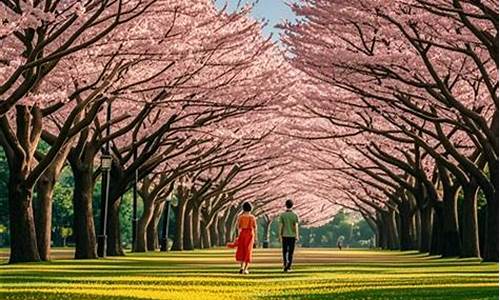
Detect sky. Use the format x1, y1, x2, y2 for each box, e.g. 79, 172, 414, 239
214, 0, 298, 40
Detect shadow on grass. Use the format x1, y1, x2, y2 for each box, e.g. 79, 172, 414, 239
0, 291, 137, 300
262, 286, 500, 300
0, 249, 497, 300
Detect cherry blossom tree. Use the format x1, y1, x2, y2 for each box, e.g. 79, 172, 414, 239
281, 0, 498, 261
0, 0, 155, 116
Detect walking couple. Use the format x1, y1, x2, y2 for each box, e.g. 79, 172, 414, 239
227, 199, 299, 274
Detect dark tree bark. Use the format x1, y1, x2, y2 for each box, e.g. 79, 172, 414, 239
103, 164, 129, 257
461, 183, 480, 258
398, 199, 414, 250
171, 196, 187, 251
183, 203, 194, 250
209, 219, 219, 247
409, 213, 418, 249
135, 175, 174, 252
71, 160, 97, 259
430, 204, 444, 256
146, 220, 158, 251
146, 202, 163, 251
1, 106, 42, 263
414, 208, 421, 249
34, 138, 73, 261
478, 204, 487, 258
376, 213, 387, 249
201, 219, 211, 249
134, 198, 155, 252
8, 176, 40, 263
383, 209, 400, 250
192, 203, 202, 249
106, 195, 124, 256
160, 201, 171, 251
217, 213, 226, 246
224, 206, 239, 245
34, 175, 55, 261
440, 170, 462, 257
483, 165, 499, 262
483, 196, 499, 262
419, 205, 433, 253
2, 96, 105, 263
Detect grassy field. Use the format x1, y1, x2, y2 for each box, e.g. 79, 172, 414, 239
0, 248, 498, 299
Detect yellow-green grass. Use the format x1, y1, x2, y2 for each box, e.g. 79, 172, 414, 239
0, 248, 498, 299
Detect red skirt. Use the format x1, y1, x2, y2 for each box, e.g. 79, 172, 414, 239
227, 228, 254, 263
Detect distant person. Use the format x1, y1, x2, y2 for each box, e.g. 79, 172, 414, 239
279, 199, 299, 272
337, 236, 344, 251
227, 202, 256, 274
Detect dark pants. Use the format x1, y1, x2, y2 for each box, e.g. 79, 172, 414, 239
282, 237, 296, 269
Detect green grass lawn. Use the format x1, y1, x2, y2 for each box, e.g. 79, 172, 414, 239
0, 248, 498, 299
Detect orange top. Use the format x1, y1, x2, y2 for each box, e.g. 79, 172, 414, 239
238, 214, 256, 230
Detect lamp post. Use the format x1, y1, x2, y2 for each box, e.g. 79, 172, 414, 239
97, 154, 112, 257
97, 101, 112, 258
160, 200, 171, 251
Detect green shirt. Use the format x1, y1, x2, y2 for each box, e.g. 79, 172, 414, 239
279, 210, 299, 237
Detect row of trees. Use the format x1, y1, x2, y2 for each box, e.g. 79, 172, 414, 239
2, 0, 496, 264
281, 0, 498, 261
1, 0, 312, 263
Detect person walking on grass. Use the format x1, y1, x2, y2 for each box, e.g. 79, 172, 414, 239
227, 202, 256, 274
279, 199, 299, 273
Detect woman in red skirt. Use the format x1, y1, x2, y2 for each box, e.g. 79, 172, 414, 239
227, 202, 256, 274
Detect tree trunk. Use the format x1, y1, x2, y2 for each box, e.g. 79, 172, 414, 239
134, 198, 155, 252
441, 186, 461, 257
3, 105, 42, 263
461, 183, 480, 258
183, 204, 194, 250
398, 200, 413, 250
384, 210, 399, 250
225, 220, 235, 244
160, 201, 171, 251
419, 205, 433, 253
171, 197, 186, 251
217, 214, 226, 246
34, 176, 55, 261
483, 165, 499, 262
209, 219, 218, 247
192, 204, 202, 249
394, 209, 401, 246
106, 196, 124, 256
34, 142, 71, 261
147, 202, 163, 251
375, 224, 383, 248
201, 219, 211, 249
410, 212, 418, 249
146, 219, 157, 251
478, 203, 487, 258
71, 164, 98, 259
375, 212, 386, 249
430, 204, 444, 256
414, 209, 421, 249
224, 207, 239, 244
8, 175, 40, 263
483, 195, 499, 262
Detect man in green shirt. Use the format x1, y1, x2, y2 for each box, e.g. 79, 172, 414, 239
279, 199, 299, 272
